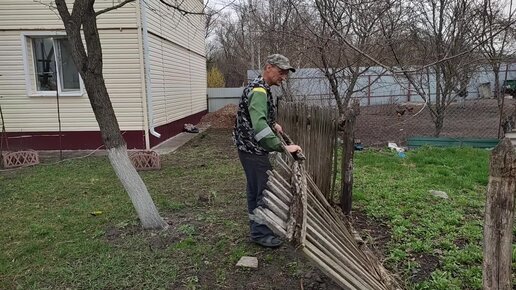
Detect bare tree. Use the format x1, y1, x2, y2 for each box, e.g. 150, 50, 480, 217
382, 0, 483, 137
475, 0, 516, 136
209, 0, 310, 86
287, 0, 394, 214
211, 7, 251, 86
50, 0, 205, 229
205, 5, 226, 69
53, 0, 167, 229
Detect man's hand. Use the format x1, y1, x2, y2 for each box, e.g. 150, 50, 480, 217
285, 144, 302, 153
274, 123, 283, 134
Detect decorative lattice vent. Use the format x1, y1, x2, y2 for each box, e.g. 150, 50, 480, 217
129, 150, 161, 171
2, 150, 40, 169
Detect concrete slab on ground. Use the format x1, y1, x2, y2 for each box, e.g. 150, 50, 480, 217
152, 126, 209, 155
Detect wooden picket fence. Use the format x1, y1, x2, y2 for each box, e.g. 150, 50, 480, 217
277, 102, 338, 200
254, 153, 401, 290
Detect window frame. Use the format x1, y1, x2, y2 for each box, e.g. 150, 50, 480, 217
21, 31, 85, 97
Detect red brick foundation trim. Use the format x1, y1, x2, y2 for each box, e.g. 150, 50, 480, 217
1, 110, 207, 151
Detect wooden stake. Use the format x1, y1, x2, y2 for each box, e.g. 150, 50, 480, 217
482, 138, 515, 290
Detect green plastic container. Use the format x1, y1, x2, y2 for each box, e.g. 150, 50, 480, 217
407, 136, 499, 148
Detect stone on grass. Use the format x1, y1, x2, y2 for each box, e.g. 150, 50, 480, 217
236, 256, 258, 269
429, 190, 449, 199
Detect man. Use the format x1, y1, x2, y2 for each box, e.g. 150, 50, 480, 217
233, 54, 302, 248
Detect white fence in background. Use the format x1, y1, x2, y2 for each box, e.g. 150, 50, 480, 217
207, 63, 516, 111
207, 88, 242, 112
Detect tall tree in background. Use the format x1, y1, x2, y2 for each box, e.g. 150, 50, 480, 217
382, 0, 481, 137
286, 0, 394, 214
213, 6, 251, 86
475, 0, 516, 136
205, 6, 220, 70
209, 0, 309, 86
478, 0, 516, 107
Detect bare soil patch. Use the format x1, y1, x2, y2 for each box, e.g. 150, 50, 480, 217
199, 104, 238, 129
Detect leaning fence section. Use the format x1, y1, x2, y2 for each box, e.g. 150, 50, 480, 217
254, 154, 401, 290
277, 102, 338, 199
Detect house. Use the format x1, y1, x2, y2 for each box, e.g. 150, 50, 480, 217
0, 0, 207, 150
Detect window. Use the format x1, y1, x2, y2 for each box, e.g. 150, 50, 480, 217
22, 33, 84, 96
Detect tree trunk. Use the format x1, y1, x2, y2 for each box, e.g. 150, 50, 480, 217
482, 138, 515, 290
108, 146, 168, 229
434, 112, 444, 137
339, 102, 359, 216
82, 72, 167, 229
55, 0, 167, 229
493, 65, 501, 109
433, 68, 444, 137
82, 73, 125, 148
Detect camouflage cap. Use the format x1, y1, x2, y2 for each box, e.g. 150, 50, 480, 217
266, 54, 296, 73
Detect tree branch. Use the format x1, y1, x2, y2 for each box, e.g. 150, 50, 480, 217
159, 0, 204, 15
96, 0, 136, 16
54, 0, 89, 73
54, 0, 71, 23
314, 0, 516, 75
84, 1, 104, 73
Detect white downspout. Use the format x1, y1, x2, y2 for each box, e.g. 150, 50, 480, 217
140, 0, 161, 138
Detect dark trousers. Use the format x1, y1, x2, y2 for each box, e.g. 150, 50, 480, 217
238, 150, 274, 239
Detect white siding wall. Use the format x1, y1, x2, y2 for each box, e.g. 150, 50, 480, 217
144, 0, 204, 55
0, 11, 144, 132
143, 0, 206, 126
0, 0, 138, 30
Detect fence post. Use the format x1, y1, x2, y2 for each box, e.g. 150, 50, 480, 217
367, 75, 371, 106
407, 82, 411, 102
482, 138, 515, 290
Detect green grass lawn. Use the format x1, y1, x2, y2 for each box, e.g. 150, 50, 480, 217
353, 146, 515, 290
0, 129, 332, 290
1, 129, 514, 289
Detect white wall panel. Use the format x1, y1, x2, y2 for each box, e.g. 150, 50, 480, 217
147, 32, 206, 126
0, 29, 145, 132
0, 0, 138, 30
143, 0, 205, 56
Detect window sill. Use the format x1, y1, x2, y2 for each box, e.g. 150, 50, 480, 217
29, 92, 85, 97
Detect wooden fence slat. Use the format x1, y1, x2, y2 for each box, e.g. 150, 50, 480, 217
278, 102, 337, 196
304, 240, 371, 290
254, 208, 287, 237
307, 188, 358, 248
306, 224, 387, 290
263, 189, 289, 213
268, 176, 293, 200
263, 197, 288, 221
302, 246, 357, 290
307, 202, 373, 272
266, 180, 292, 205
267, 169, 291, 190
